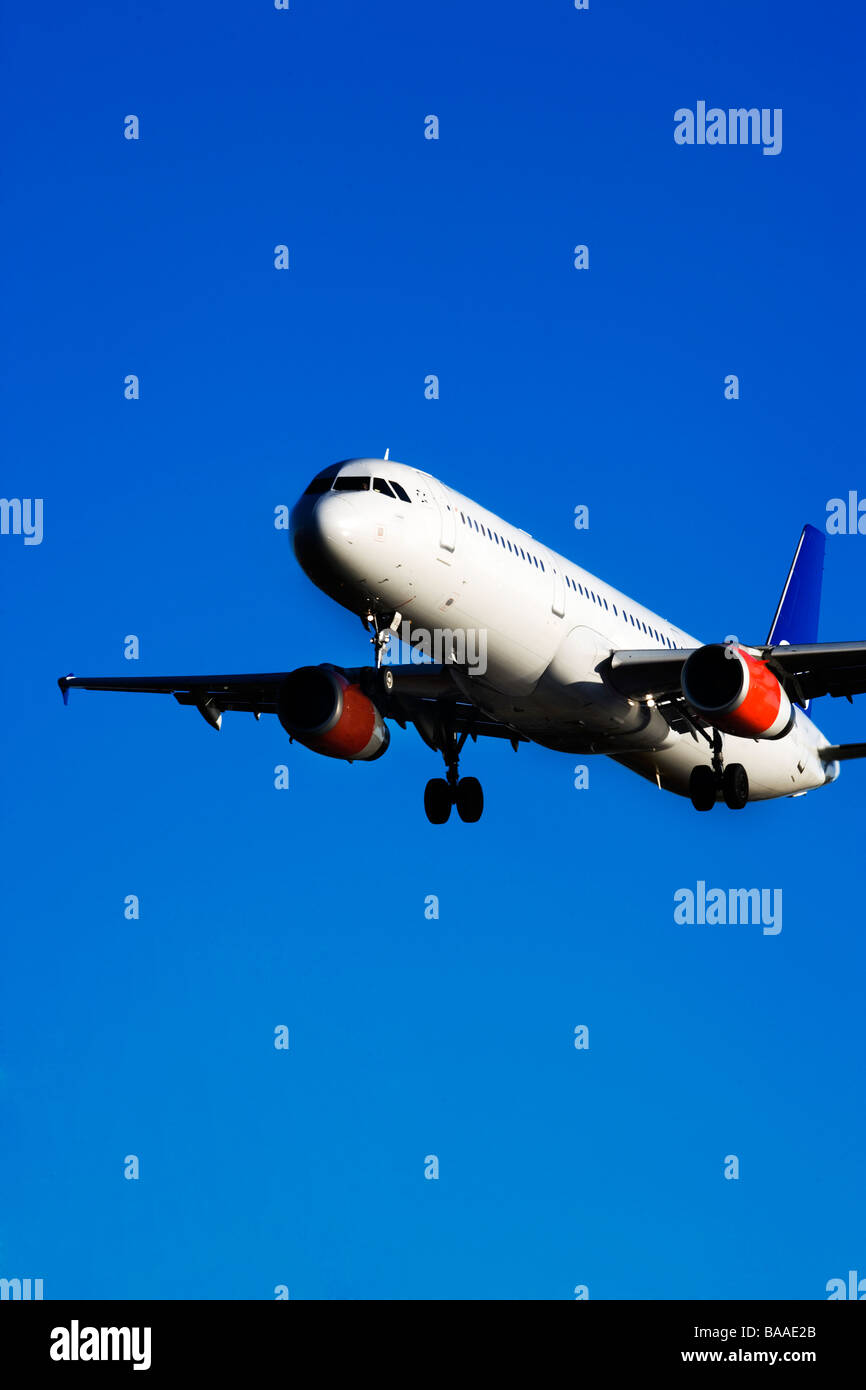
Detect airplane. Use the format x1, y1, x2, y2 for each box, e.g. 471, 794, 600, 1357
58, 456, 866, 823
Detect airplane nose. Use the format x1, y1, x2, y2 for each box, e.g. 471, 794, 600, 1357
290, 493, 363, 582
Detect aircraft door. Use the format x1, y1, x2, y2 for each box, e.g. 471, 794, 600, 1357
428, 479, 456, 559
551, 563, 566, 618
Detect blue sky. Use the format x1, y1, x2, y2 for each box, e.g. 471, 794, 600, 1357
2, 0, 864, 1299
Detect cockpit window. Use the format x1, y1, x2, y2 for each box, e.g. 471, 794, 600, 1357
333, 475, 370, 491
303, 463, 342, 495
372, 477, 395, 497
390, 480, 411, 503
304, 475, 334, 495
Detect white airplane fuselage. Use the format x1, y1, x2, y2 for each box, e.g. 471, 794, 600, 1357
290, 459, 838, 802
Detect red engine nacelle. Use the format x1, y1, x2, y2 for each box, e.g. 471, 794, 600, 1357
681, 643, 793, 739
277, 665, 390, 761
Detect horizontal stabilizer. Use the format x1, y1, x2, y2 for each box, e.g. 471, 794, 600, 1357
819, 743, 866, 762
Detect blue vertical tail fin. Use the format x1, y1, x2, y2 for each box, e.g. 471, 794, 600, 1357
766, 523, 825, 711
766, 524, 825, 648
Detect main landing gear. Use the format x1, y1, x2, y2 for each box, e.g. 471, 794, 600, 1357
363, 616, 486, 824
424, 772, 483, 824
688, 730, 749, 812
423, 728, 484, 824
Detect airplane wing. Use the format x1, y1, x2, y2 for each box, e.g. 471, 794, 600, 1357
759, 642, 866, 703
58, 672, 292, 727
604, 649, 694, 700
57, 665, 527, 745
605, 642, 866, 707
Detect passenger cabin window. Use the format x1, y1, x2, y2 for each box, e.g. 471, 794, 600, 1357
333, 475, 370, 491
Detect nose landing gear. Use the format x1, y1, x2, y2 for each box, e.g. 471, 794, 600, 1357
365, 610, 402, 667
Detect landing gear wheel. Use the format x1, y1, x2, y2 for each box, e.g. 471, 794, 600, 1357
424, 703, 486, 824
689, 765, 717, 812
456, 776, 484, 823
424, 778, 452, 824
722, 762, 749, 810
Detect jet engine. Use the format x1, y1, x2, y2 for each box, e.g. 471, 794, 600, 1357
681, 643, 793, 739
277, 665, 390, 761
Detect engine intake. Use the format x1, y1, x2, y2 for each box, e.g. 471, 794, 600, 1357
681, 643, 793, 740
278, 665, 389, 761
